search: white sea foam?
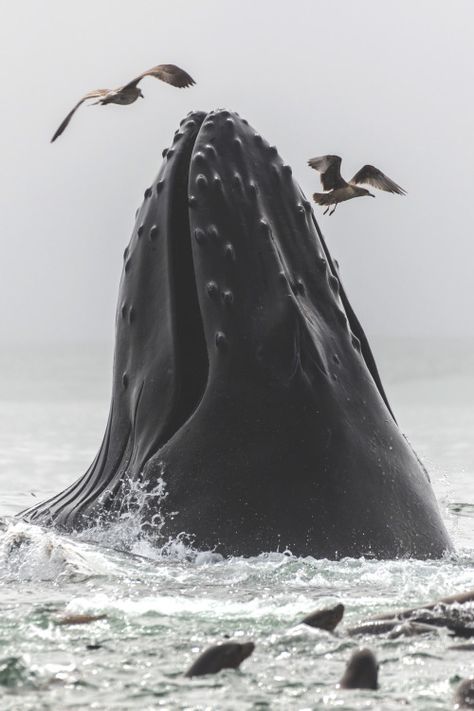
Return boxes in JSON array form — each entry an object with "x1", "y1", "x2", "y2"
[{"x1": 0, "y1": 518, "x2": 118, "y2": 582}]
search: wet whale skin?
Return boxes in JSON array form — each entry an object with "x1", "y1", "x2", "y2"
[{"x1": 24, "y1": 110, "x2": 452, "y2": 559}]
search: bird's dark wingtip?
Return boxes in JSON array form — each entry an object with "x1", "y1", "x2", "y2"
[{"x1": 51, "y1": 127, "x2": 63, "y2": 143}]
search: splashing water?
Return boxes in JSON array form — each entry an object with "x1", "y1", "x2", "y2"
[
  {"x1": 72, "y1": 472, "x2": 221, "y2": 562},
  {"x1": 1, "y1": 507, "x2": 474, "y2": 710},
  {"x1": 2, "y1": 344, "x2": 474, "y2": 709}
]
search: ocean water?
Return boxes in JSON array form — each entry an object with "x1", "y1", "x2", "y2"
[{"x1": 1, "y1": 340, "x2": 474, "y2": 710}]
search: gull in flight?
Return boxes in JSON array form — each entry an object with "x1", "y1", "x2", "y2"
[
  {"x1": 51, "y1": 64, "x2": 195, "y2": 142},
  {"x1": 308, "y1": 155, "x2": 406, "y2": 215}
]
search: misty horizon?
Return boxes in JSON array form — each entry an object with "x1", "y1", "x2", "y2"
[{"x1": 2, "y1": 0, "x2": 474, "y2": 348}]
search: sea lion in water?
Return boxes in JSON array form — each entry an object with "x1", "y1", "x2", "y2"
[
  {"x1": 455, "y1": 678, "x2": 474, "y2": 708},
  {"x1": 408, "y1": 610, "x2": 474, "y2": 638},
  {"x1": 450, "y1": 643, "x2": 474, "y2": 651},
  {"x1": 387, "y1": 621, "x2": 438, "y2": 639},
  {"x1": 185, "y1": 641, "x2": 255, "y2": 678},
  {"x1": 359, "y1": 600, "x2": 474, "y2": 638},
  {"x1": 301, "y1": 603, "x2": 344, "y2": 631},
  {"x1": 371, "y1": 589, "x2": 474, "y2": 622},
  {"x1": 339, "y1": 648, "x2": 379, "y2": 690},
  {"x1": 348, "y1": 619, "x2": 400, "y2": 636},
  {"x1": 55, "y1": 614, "x2": 107, "y2": 626},
  {"x1": 349, "y1": 611, "x2": 474, "y2": 639}
]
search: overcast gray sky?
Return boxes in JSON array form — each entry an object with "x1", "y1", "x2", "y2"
[{"x1": 1, "y1": 0, "x2": 473, "y2": 347}]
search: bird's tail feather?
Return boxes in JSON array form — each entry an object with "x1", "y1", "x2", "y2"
[{"x1": 312, "y1": 192, "x2": 334, "y2": 206}]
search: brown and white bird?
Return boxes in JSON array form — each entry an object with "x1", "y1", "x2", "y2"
[
  {"x1": 308, "y1": 155, "x2": 406, "y2": 215},
  {"x1": 51, "y1": 64, "x2": 195, "y2": 142}
]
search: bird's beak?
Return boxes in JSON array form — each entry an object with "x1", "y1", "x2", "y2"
[{"x1": 369, "y1": 193, "x2": 375, "y2": 198}]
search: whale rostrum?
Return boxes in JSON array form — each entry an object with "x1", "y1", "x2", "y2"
[{"x1": 24, "y1": 110, "x2": 452, "y2": 559}]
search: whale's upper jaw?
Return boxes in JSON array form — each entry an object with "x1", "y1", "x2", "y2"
[
  {"x1": 22, "y1": 109, "x2": 452, "y2": 560},
  {"x1": 185, "y1": 109, "x2": 392, "y2": 410}
]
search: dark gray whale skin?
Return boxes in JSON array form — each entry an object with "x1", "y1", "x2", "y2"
[{"x1": 24, "y1": 109, "x2": 452, "y2": 559}]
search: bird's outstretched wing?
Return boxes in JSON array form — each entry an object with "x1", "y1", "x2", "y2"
[
  {"x1": 51, "y1": 89, "x2": 109, "y2": 142},
  {"x1": 307, "y1": 155, "x2": 346, "y2": 191},
  {"x1": 124, "y1": 64, "x2": 195, "y2": 89},
  {"x1": 350, "y1": 165, "x2": 406, "y2": 195}
]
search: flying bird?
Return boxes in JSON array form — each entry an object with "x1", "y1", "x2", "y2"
[
  {"x1": 308, "y1": 155, "x2": 406, "y2": 215},
  {"x1": 51, "y1": 64, "x2": 195, "y2": 142}
]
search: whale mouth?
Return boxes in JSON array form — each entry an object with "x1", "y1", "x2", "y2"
[
  {"x1": 24, "y1": 108, "x2": 396, "y2": 520},
  {"x1": 21, "y1": 109, "x2": 451, "y2": 560},
  {"x1": 162, "y1": 127, "x2": 208, "y2": 444}
]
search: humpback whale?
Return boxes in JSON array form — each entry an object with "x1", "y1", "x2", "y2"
[{"x1": 24, "y1": 109, "x2": 452, "y2": 559}]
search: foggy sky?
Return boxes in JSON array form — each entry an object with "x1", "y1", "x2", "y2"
[{"x1": 1, "y1": 0, "x2": 474, "y2": 348}]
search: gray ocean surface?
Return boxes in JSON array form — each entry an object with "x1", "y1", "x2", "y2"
[{"x1": 1, "y1": 338, "x2": 474, "y2": 710}]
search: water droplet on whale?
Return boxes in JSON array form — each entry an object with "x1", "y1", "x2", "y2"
[
  {"x1": 196, "y1": 174, "x2": 208, "y2": 191},
  {"x1": 194, "y1": 228, "x2": 206, "y2": 245},
  {"x1": 215, "y1": 331, "x2": 228, "y2": 350},
  {"x1": 222, "y1": 290, "x2": 233, "y2": 306},
  {"x1": 207, "y1": 281, "x2": 218, "y2": 298},
  {"x1": 224, "y1": 244, "x2": 236, "y2": 261}
]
